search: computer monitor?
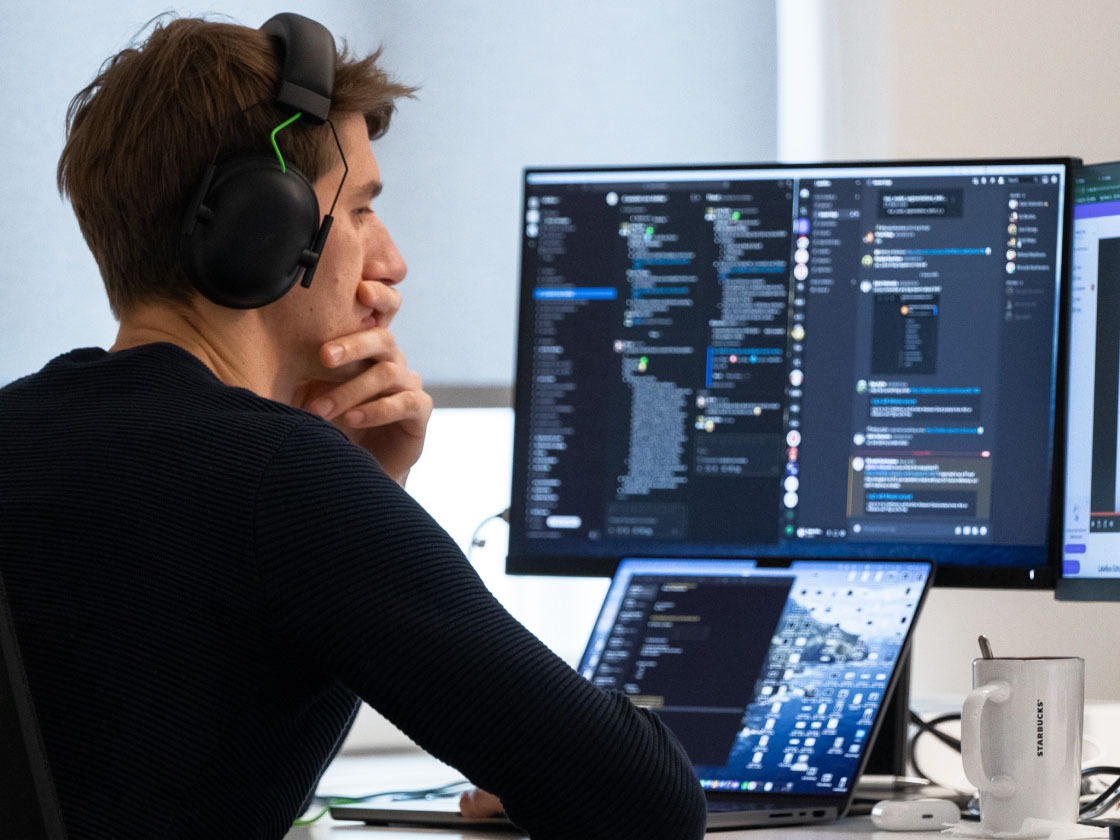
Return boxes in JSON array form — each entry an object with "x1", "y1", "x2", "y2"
[
  {"x1": 1058, "y1": 160, "x2": 1120, "y2": 601},
  {"x1": 508, "y1": 158, "x2": 1074, "y2": 588}
]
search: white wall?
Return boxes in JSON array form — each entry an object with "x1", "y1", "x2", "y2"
[
  {"x1": 803, "y1": 0, "x2": 1120, "y2": 163},
  {"x1": 883, "y1": 1, "x2": 1120, "y2": 164},
  {"x1": 797, "y1": 0, "x2": 1120, "y2": 706},
  {"x1": 0, "y1": 0, "x2": 778, "y2": 389}
]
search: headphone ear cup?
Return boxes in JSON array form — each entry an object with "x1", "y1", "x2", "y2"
[{"x1": 181, "y1": 156, "x2": 321, "y2": 309}]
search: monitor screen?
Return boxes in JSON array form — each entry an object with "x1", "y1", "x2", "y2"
[
  {"x1": 1058, "y1": 160, "x2": 1120, "y2": 601},
  {"x1": 508, "y1": 159, "x2": 1073, "y2": 587}
]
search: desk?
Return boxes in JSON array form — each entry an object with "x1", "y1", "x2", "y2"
[
  {"x1": 283, "y1": 750, "x2": 964, "y2": 840},
  {"x1": 286, "y1": 815, "x2": 922, "y2": 839}
]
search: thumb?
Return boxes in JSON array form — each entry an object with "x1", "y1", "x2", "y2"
[{"x1": 459, "y1": 786, "x2": 504, "y2": 817}]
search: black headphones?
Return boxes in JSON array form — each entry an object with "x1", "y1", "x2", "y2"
[{"x1": 180, "y1": 13, "x2": 343, "y2": 309}]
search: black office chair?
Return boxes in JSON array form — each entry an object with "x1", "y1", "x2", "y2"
[{"x1": 0, "y1": 568, "x2": 67, "y2": 839}]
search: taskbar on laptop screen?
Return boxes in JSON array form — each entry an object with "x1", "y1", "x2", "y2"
[
  {"x1": 1059, "y1": 159, "x2": 1120, "y2": 601},
  {"x1": 509, "y1": 159, "x2": 1075, "y2": 588}
]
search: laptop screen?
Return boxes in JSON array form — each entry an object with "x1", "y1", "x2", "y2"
[{"x1": 577, "y1": 557, "x2": 932, "y2": 796}]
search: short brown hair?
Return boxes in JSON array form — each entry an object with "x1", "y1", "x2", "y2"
[{"x1": 57, "y1": 16, "x2": 414, "y2": 316}]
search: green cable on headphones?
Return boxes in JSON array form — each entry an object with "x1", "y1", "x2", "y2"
[{"x1": 269, "y1": 111, "x2": 302, "y2": 174}]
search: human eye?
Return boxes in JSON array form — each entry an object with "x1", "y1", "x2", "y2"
[{"x1": 352, "y1": 183, "x2": 382, "y2": 220}]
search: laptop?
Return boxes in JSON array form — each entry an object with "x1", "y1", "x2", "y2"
[{"x1": 330, "y1": 556, "x2": 933, "y2": 831}]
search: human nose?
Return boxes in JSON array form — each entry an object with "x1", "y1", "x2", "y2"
[{"x1": 365, "y1": 215, "x2": 407, "y2": 287}]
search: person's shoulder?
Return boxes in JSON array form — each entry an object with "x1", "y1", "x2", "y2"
[
  {"x1": 88, "y1": 343, "x2": 354, "y2": 451},
  {"x1": 0, "y1": 347, "x2": 106, "y2": 394}
]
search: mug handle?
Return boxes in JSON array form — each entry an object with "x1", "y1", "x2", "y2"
[{"x1": 962, "y1": 680, "x2": 1016, "y2": 797}]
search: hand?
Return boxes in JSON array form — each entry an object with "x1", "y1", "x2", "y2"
[
  {"x1": 299, "y1": 285, "x2": 433, "y2": 486},
  {"x1": 459, "y1": 786, "x2": 504, "y2": 819}
]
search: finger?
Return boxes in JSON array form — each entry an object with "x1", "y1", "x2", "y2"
[
  {"x1": 459, "y1": 787, "x2": 504, "y2": 818},
  {"x1": 358, "y1": 280, "x2": 402, "y2": 328},
  {"x1": 320, "y1": 328, "x2": 403, "y2": 371},
  {"x1": 307, "y1": 361, "x2": 419, "y2": 421},
  {"x1": 342, "y1": 386, "x2": 432, "y2": 433}
]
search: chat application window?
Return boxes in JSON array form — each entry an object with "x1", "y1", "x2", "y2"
[{"x1": 789, "y1": 169, "x2": 1063, "y2": 548}]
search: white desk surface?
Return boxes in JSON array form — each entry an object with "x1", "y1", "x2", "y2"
[
  {"x1": 286, "y1": 817, "x2": 906, "y2": 840},
  {"x1": 283, "y1": 750, "x2": 969, "y2": 840}
]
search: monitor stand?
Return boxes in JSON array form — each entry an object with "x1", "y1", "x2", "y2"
[{"x1": 862, "y1": 649, "x2": 911, "y2": 778}]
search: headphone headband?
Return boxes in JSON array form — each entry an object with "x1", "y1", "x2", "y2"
[{"x1": 260, "y1": 13, "x2": 335, "y2": 124}]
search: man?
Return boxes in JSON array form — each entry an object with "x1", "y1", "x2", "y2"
[{"x1": 0, "y1": 13, "x2": 705, "y2": 840}]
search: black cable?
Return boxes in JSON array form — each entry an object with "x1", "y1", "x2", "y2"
[
  {"x1": 908, "y1": 710, "x2": 962, "y2": 751},
  {"x1": 1079, "y1": 766, "x2": 1120, "y2": 820},
  {"x1": 467, "y1": 507, "x2": 510, "y2": 562},
  {"x1": 907, "y1": 710, "x2": 961, "y2": 787}
]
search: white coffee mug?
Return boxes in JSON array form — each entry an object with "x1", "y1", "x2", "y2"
[{"x1": 961, "y1": 656, "x2": 1084, "y2": 834}]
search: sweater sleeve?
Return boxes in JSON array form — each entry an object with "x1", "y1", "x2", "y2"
[{"x1": 253, "y1": 422, "x2": 706, "y2": 840}]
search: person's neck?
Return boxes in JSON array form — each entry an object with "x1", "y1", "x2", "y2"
[{"x1": 111, "y1": 303, "x2": 297, "y2": 403}]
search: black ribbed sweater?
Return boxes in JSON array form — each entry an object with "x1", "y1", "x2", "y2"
[{"x1": 0, "y1": 344, "x2": 705, "y2": 840}]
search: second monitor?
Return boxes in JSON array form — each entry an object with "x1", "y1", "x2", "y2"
[{"x1": 508, "y1": 159, "x2": 1074, "y2": 586}]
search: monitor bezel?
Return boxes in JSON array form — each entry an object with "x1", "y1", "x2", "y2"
[{"x1": 508, "y1": 156, "x2": 1079, "y2": 589}]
